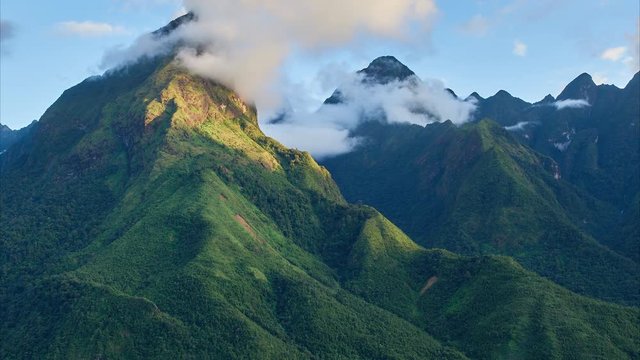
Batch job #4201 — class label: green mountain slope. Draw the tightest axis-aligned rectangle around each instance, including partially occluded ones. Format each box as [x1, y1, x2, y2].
[1, 56, 466, 359]
[1, 36, 638, 359]
[343, 224, 640, 359]
[323, 118, 639, 305]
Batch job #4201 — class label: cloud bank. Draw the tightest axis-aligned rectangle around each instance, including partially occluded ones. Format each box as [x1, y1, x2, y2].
[262, 73, 477, 158]
[104, 0, 438, 110]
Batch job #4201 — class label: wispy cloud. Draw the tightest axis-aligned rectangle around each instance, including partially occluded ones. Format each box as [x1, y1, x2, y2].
[600, 46, 627, 61]
[56, 21, 127, 37]
[505, 121, 537, 131]
[598, 21, 639, 73]
[513, 40, 527, 57]
[553, 99, 590, 110]
[459, 14, 489, 37]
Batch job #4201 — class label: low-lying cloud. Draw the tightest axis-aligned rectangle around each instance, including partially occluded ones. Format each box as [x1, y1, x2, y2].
[505, 121, 536, 131]
[261, 73, 477, 158]
[553, 99, 590, 110]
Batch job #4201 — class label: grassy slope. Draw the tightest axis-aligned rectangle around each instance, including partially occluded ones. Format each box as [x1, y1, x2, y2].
[1, 59, 638, 359]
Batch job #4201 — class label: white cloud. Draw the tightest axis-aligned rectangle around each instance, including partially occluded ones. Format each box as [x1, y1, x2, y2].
[600, 46, 627, 61]
[261, 123, 359, 159]
[553, 99, 590, 110]
[104, 0, 439, 113]
[261, 72, 477, 158]
[57, 21, 126, 37]
[459, 14, 489, 37]
[513, 40, 527, 57]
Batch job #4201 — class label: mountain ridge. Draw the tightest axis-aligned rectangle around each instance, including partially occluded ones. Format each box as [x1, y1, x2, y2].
[320, 58, 640, 305]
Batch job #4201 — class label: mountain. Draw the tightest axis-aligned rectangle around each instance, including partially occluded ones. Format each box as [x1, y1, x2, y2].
[0, 54, 464, 359]
[321, 57, 640, 305]
[473, 71, 640, 261]
[474, 72, 639, 206]
[1, 23, 638, 359]
[0, 121, 37, 153]
[556, 72, 598, 101]
[324, 55, 416, 104]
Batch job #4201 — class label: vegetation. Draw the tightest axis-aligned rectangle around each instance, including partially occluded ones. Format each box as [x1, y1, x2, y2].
[1, 55, 638, 359]
[323, 118, 640, 306]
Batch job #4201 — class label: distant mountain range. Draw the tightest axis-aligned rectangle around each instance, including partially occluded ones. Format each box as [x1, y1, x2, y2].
[322, 56, 640, 305]
[1, 16, 638, 359]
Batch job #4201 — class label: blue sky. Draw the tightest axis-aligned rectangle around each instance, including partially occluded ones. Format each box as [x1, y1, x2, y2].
[1, 0, 638, 129]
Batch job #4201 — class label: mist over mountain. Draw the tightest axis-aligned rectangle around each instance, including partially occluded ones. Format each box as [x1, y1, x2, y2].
[262, 56, 478, 158]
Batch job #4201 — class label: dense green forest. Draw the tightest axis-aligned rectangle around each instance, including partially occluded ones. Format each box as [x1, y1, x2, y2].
[1, 16, 638, 360]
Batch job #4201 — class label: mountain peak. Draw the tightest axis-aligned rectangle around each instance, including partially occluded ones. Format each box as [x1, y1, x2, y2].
[539, 94, 556, 104]
[467, 92, 484, 101]
[558, 73, 597, 101]
[152, 12, 195, 38]
[324, 55, 417, 104]
[625, 71, 639, 90]
[494, 90, 514, 98]
[358, 56, 416, 84]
